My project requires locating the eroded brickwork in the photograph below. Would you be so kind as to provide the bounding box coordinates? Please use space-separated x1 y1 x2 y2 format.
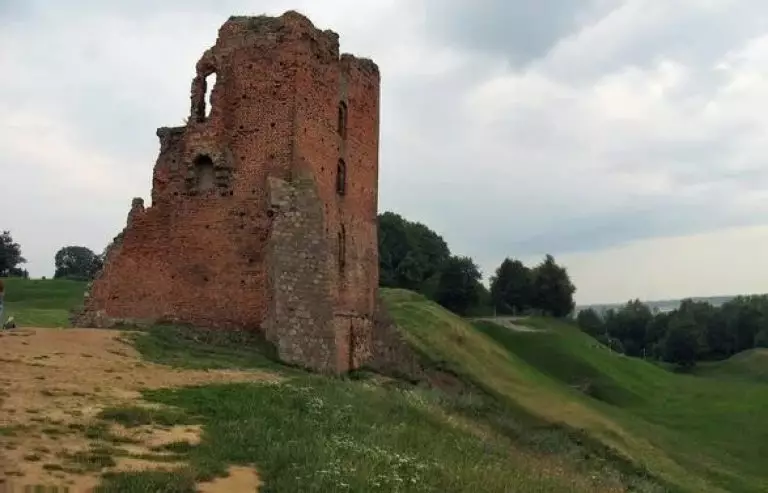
74 11 380 373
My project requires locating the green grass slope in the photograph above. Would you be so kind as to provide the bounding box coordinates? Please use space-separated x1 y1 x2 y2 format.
5 279 635 492
1 277 85 327
384 289 768 493
693 349 768 383
9 280 768 492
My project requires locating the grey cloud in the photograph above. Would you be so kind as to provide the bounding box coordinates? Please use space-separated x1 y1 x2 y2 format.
422 0 621 66
539 1 768 81
422 1 768 82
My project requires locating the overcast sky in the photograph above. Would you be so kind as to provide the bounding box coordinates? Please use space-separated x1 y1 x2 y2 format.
3 0 768 304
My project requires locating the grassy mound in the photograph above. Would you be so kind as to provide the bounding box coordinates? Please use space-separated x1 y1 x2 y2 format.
1 278 85 327
384 289 768 493
694 348 768 383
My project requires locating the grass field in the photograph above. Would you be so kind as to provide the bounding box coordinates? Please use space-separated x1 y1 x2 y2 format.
1 277 84 327
5 279 768 492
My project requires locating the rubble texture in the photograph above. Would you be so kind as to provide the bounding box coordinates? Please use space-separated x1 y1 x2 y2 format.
75 11 380 374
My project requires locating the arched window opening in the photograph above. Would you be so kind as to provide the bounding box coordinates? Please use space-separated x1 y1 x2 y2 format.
191 71 217 123
194 155 215 192
336 158 346 196
337 101 348 139
338 224 346 273
205 73 217 119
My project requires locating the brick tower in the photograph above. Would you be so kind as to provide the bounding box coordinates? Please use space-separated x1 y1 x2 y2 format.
75 11 381 374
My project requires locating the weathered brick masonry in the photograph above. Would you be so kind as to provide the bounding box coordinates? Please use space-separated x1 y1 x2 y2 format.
74 11 380 373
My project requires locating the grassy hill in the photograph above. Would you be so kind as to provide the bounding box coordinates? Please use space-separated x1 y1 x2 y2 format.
693 349 768 384
4 280 768 492
1 277 85 327
380 290 768 493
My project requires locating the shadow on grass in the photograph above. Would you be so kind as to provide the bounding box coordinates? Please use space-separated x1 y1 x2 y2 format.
125 324 293 373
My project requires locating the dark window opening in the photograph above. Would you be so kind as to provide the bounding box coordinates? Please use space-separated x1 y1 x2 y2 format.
338 101 348 138
338 225 346 273
336 158 346 196
194 155 215 192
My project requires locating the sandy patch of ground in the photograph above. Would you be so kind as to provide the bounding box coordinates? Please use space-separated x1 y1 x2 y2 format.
0 327 274 492
199 466 263 493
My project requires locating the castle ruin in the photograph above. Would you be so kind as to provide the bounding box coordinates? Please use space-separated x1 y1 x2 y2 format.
74 11 381 374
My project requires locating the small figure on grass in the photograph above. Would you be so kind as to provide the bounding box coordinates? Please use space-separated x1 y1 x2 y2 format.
0 279 14 330
0 278 4 328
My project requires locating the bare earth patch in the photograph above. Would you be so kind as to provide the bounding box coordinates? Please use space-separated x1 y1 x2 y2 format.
0 327 276 492
473 317 543 332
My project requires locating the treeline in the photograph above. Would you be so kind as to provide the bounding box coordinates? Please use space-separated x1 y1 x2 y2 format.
378 212 576 317
577 297 768 368
0 231 28 278
0 231 103 282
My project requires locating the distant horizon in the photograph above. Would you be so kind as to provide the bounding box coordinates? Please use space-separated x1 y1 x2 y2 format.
577 291 768 310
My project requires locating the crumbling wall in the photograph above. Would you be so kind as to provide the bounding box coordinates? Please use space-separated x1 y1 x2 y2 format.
75 11 382 374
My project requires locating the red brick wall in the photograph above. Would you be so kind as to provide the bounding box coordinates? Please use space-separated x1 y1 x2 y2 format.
77 11 380 373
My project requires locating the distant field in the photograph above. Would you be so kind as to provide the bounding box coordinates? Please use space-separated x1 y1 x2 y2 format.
1 277 86 327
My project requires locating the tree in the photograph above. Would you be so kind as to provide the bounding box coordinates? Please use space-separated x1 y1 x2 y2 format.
490 258 532 315
530 254 576 318
0 231 26 277
435 256 483 316
645 311 671 359
378 212 450 296
54 246 101 281
676 299 714 359
662 315 699 369
605 299 654 357
576 308 604 339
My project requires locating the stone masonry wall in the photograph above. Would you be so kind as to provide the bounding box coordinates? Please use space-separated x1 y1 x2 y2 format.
75 11 381 374
263 174 336 372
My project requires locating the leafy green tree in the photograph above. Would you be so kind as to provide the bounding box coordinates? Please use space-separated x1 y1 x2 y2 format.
378 212 450 296
530 254 576 318
662 315 699 369
676 299 715 359
604 300 653 357
490 258 532 315
726 297 766 354
435 256 483 316
704 308 734 360
645 311 671 359
576 308 604 339
54 246 101 281
0 231 26 277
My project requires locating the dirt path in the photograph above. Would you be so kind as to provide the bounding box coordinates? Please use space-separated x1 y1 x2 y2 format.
473 317 544 333
0 327 277 491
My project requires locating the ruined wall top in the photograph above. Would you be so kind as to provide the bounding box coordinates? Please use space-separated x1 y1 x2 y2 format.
193 10 379 77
